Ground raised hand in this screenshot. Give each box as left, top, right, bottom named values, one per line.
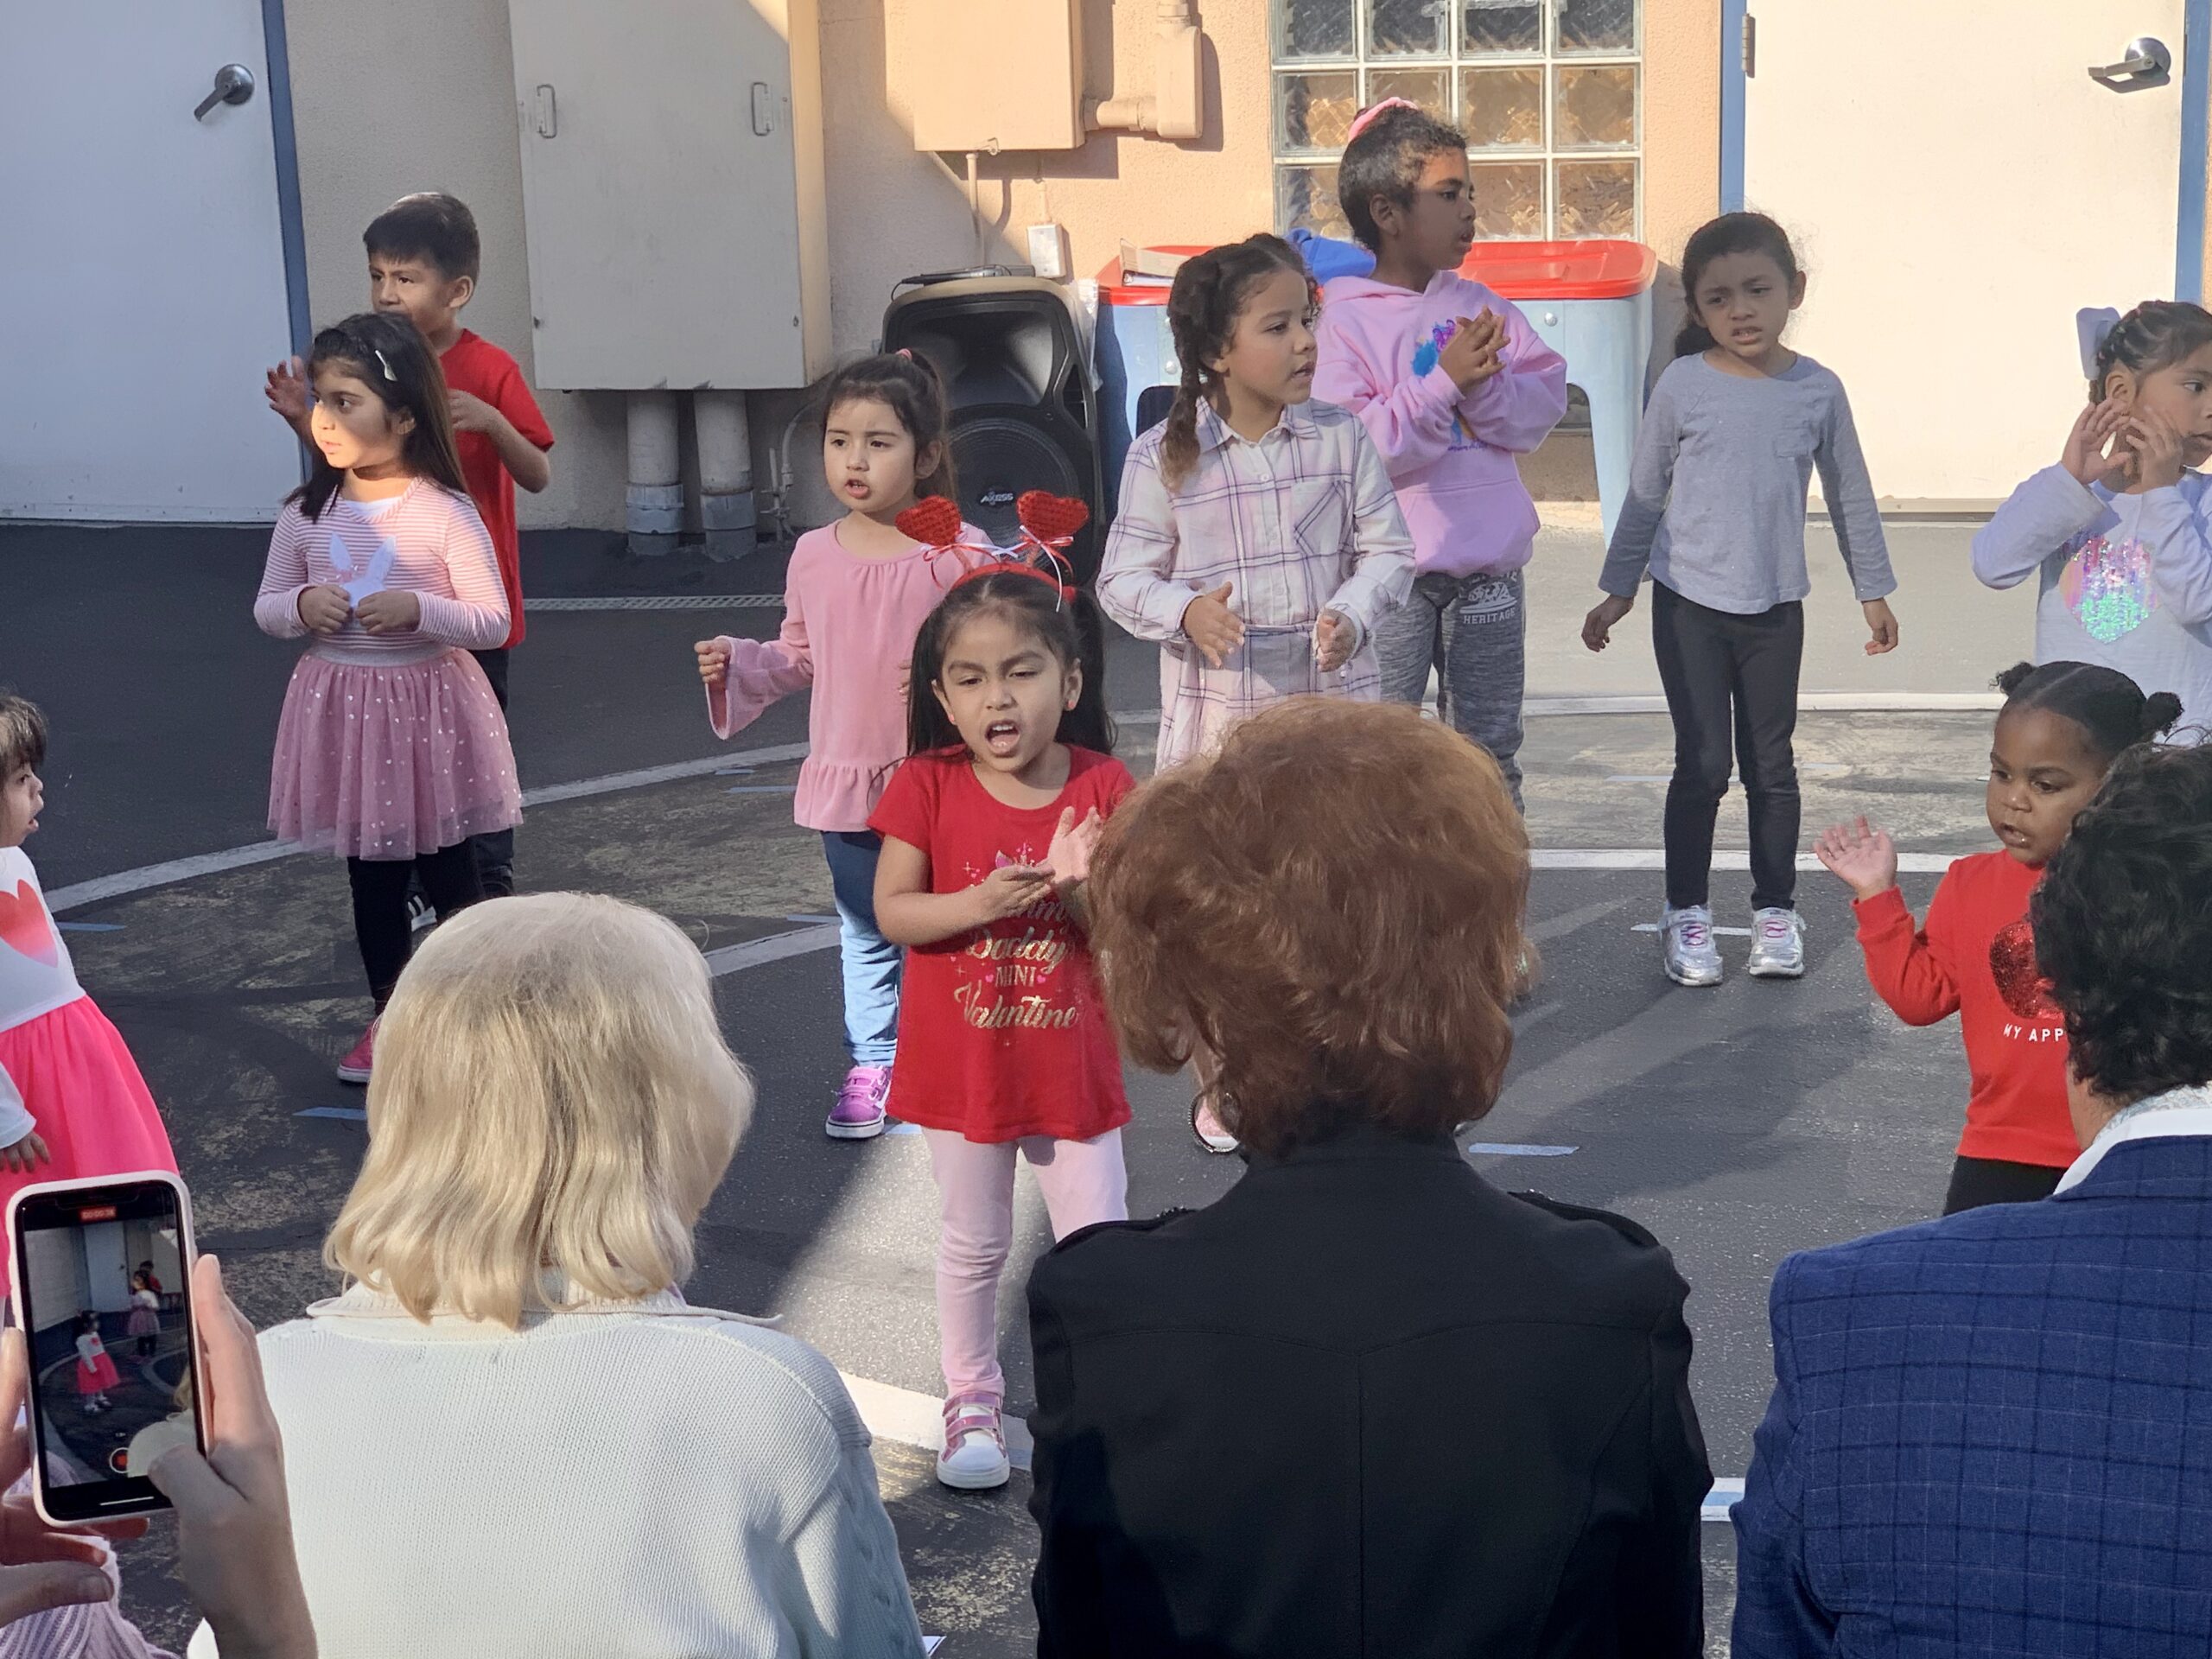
left=695, top=639, right=732, bottom=688
left=296, top=585, right=353, bottom=635
left=1582, top=593, right=1634, bottom=653
left=264, top=357, right=309, bottom=429
left=1181, top=582, right=1245, bottom=669
left=1815, top=815, right=1897, bottom=899
left=448, top=389, right=497, bottom=436
left=2060, top=398, right=2133, bottom=487
left=1044, top=806, right=1105, bottom=891
left=2126, top=407, right=2185, bottom=491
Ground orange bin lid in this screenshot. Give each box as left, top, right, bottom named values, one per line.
left=1099, top=238, right=1656, bottom=305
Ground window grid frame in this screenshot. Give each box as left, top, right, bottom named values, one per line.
left=1269, top=0, right=1643, bottom=243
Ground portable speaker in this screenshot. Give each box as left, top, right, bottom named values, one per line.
left=882, top=271, right=1102, bottom=581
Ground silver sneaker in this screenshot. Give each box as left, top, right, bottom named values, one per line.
left=1747, top=906, right=1807, bottom=978
left=1661, top=905, right=1724, bottom=987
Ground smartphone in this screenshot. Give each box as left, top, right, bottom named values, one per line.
left=6, top=1172, right=203, bottom=1525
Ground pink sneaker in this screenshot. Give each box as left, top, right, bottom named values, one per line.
left=825, top=1064, right=890, bottom=1140
left=335, top=1020, right=378, bottom=1084
left=938, top=1392, right=1010, bottom=1490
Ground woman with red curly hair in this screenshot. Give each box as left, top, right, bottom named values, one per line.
left=1025, top=699, right=1712, bottom=1657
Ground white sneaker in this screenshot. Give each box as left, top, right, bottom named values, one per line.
left=937, top=1393, right=1011, bottom=1491
left=1747, top=906, right=1807, bottom=978
left=1661, top=905, right=1723, bottom=987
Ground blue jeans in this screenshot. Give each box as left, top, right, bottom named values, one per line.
left=821, top=831, right=901, bottom=1065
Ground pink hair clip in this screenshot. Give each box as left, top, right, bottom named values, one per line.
left=1344, top=96, right=1419, bottom=143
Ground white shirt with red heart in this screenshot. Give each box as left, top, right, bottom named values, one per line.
left=0, top=846, right=81, bottom=1141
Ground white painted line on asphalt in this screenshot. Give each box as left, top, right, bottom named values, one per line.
left=840, top=1370, right=1036, bottom=1472
left=524, top=742, right=810, bottom=808
left=1631, top=923, right=1753, bottom=937
left=702, top=924, right=842, bottom=976
left=1705, top=1478, right=1745, bottom=1521
left=1529, top=692, right=2002, bottom=715
left=1465, top=1143, right=1577, bottom=1156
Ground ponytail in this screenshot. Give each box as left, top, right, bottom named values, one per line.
left=1993, top=659, right=2184, bottom=760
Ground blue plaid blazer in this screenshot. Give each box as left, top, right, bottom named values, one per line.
left=1732, top=1135, right=2212, bottom=1657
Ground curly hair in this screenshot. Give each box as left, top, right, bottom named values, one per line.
left=1334, top=101, right=1468, bottom=251
left=1993, top=659, right=2184, bottom=761
left=2031, top=743, right=2212, bottom=1103
left=2088, top=298, right=2212, bottom=401
left=1159, top=234, right=1313, bottom=493
left=1086, top=699, right=1531, bottom=1158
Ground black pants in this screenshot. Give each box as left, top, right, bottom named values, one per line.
left=1942, top=1154, right=2064, bottom=1215
left=469, top=647, right=516, bottom=898
left=348, top=842, right=483, bottom=1009
left=1650, top=582, right=1803, bottom=912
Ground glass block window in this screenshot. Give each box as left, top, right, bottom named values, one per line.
left=1273, top=0, right=1641, bottom=242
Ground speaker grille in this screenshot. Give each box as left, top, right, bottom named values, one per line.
left=951, top=414, right=1086, bottom=546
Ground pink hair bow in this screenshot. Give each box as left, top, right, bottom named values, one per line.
left=1345, top=97, right=1420, bottom=143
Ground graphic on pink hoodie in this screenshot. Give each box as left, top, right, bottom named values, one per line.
left=1314, top=271, right=1568, bottom=577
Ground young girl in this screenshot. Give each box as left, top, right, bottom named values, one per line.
left=255, top=311, right=520, bottom=1083
left=1973, top=301, right=2212, bottom=736
left=1816, top=661, right=2181, bottom=1213
left=869, top=547, right=1134, bottom=1492
left=0, top=696, right=177, bottom=1288
left=127, top=1268, right=161, bottom=1358
left=73, top=1312, right=118, bottom=1414
left=1313, top=99, right=1569, bottom=807
left=696, top=352, right=978, bottom=1141
left=1585, top=212, right=1901, bottom=988
left=1098, top=232, right=1416, bottom=776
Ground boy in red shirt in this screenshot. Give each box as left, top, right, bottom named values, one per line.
left=1815, top=660, right=2181, bottom=1215
left=265, top=193, right=553, bottom=896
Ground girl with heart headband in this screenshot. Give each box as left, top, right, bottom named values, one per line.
left=1096, top=232, right=1415, bottom=1152
left=1973, top=299, right=2212, bottom=741
left=867, top=504, right=1130, bottom=1493
left=694, top=349, right=975, bottom=1141
left=254, top=310, right=520, bottom=1084
left=1815, top=661, right=2183, bottom=1216
left=0, top=694, right=177, bottom=1289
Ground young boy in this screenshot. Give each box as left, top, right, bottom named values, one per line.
left=1311, top=99, right=1567, bottom=810
left=265, top=193, right=553, bottom=896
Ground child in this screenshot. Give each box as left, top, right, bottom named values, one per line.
left=1816, top=661, right=2181, bottom=1213
left=255, top=312, right=521, bottom=1082
left=0, top=696, right=178, bottom=1287
left=1585, top=212, right=1900, bottom=988
left=1973, top=301, right=2212, bottom=735
left=268, top=194, right=553, bottom=898
left=1313, top=99, right=1569, bottom=807
left=127, top=1269, right=160, bottom=1358
left=73, top=1312, right=118, bottom=1414
left=1099, top=232, right=1416, bottom=775
left=869, top=551, right=1134, bottom=1492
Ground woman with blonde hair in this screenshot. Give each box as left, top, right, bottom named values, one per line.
left=191, top=893, right=925, bottom=1658
left=1026, top=699, right=1713, bottom=1657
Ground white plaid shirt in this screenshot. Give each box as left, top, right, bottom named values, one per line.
left=1099, top=398, right=1414, bottom=770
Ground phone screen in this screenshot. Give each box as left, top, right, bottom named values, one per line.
left=10, top=1176, right=200, bottom=1522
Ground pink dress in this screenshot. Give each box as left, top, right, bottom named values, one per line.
left=706, top=519, right=982, bottom=831
left=256, top=481, right=522, bottom=861
left=0, top=848, right=176, bottom=1289
left=74, top=1332, right=119, bottom=1395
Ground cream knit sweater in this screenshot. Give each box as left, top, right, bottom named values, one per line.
left=187, top=1286, right=926, bottom=1658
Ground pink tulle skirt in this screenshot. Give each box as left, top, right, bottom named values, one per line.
left=270, top=650, right=522, bottom=860
left=0, top=998, right=177, bottom=1289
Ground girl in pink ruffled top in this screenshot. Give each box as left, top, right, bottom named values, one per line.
left=254, top=313, right=521, bottom=1084
left=695, top=353, right=981, bottom=1141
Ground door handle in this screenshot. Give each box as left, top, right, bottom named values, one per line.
left=2088, top=36, right=2171, bottom=88
left=751, top=81, right=773, bottom=137
left=193, top=63, right=255, bottom=121
left=534, top=84, right=557, bottom=138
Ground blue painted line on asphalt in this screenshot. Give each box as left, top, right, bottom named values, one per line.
left=1704, top=1478, right=1745, bottom=1522
left=884, top=1122, right=922, bottom=1137
left=785, top=913, right=841, bottom=924
left=56, top=923, right=123, bottom=932
left=296, top=1106, right=367, bottom=1122
left=716, top=766, right=755, bottom=775
left=1465, top=1143, right=1577, bottom=1157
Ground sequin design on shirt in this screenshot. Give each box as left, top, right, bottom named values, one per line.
left=1988, top=916, right=2060, bottom=1021
left=1410, top=321, right=1478, bottom=449
left=2058, top=532, right=2158, bottom=641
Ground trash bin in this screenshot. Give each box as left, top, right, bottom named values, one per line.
left=1095, top=238, right=1656, bottom=541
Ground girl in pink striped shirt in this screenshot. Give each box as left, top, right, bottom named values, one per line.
left=254, top=313, right=520, bottom=1082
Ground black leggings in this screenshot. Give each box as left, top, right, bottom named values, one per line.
left=347, top=842, right=483, bottom=1010
left=1650, top=582, right=1804, bottom=912
left=1942, top=1154, right=2065, bottom=1215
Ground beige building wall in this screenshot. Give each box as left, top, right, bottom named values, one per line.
left=283, top=0, right=1719, bottom=531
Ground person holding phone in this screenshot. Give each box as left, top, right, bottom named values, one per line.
left=0, top=1255, right=316, bottom=1658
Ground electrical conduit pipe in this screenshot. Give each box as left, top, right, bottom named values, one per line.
left=1086, top=0, right=1202, bottom=141
left=626, top=391, right=682, bottom=556
left=695, top=390, right=754, bottom=561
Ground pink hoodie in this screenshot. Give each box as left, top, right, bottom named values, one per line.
left=1313, top=272, right=1567, bottom=578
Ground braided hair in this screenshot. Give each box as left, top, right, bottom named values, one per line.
left=1993, top=660, right=2185, bottom=761
left=1160, top=234, right=1313, bottom=493
left=2087, top=299, right=2212, bottom=401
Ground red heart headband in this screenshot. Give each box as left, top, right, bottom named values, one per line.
left=895, top=493, right=1090, bottom=605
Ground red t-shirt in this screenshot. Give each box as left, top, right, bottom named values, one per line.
left=439, top=330, right=553, bottom=649
left=869, top=747, right=1135, bottom=1143
left=1852, top=851, right=2075, bottom=1167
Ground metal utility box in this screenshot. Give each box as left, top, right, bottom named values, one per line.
left=894, top=0, right=1084, bottom=152
left=505, top=0, right=830, bottom=390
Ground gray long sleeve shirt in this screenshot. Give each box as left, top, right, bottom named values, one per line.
left=1599, top=353, right=1895, bottom=614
